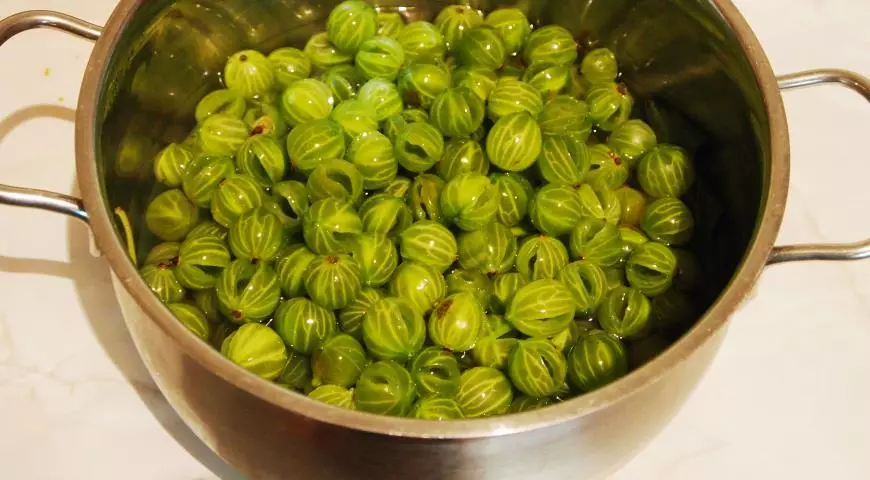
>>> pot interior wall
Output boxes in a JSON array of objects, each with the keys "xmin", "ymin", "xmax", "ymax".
[{"xmin": 95, "ymin": 0, "xmax": 769, "ymax": 346}]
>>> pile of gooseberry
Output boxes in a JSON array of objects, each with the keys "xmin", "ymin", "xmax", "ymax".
[{"xmin": 140, "ymin": 1, "xmax": 700, "ymax": 420}]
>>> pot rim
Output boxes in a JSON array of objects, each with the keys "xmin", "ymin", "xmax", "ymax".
[{"xmin": 75, "ymin": 0, "xmax": 789, "ymax": 439}]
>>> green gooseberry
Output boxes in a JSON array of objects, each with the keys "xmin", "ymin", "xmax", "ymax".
[
  {"xmin": 388, "ymin": 261, "xmax": 447, "ymax": 315},
  {"xmin": 274, "ymin": 297, "xmax": 337, "ymax": 355},
  {"xmin": 175, "ymin": 235, "xmax": 231, "ymax": 290},
  {"xmin": 537, "ymin": 135, "xmax": 591, "ymax": 187},
  {"xmin": 411, "ymin": 346, "xmax": 462, "ymax": 397},
  {"xmin": 224, "ymin": 50, "xmax": 276, "ymax": 100},
  {"xmin": 394, "ymin": 122, "xmax": 444, "ymax": 173},
  {"xmin": 651, "ymin": 289, "xmax": 696, "ymax": 330},
  {"xmin": 356, "ymin": 36, "xmax": 405, "ymax": 81},
  {"xmin": 452, "ymin": 67, "xmax": 498, "ymax": 102},
  {"xmin": 437, "ymin": 139, "xmax": 489, "ymax": 182},
  {"xmin": 430, "ymin": 87, "xmax": 485, "ymax": 138},
  {"xmin": 141, "ymin": 264, "xmax": 185, "ymax": 304},
  {"xmin": 608, "ymin": 119, "xmax": 657, "ymax": 167},
  {"xmin": 354, "ymin": 360, "xmax": 416, "ymax": 416},
  {"xmin": 523, "ymin": 64, "xmax": 571, "ymax": 99},
  {"xmin": 304, "ymin": 254, "xmax": 363, "ymax": 310},
  {"xmin": 508, "ymin": 338, "xmax": 567, "ymax": 398},
  {"xmin": 321, "ymin": 64, "xmax": 367, "ymax": 102},
  {"xmin": 210, "ymin": 174, "xmax": 266, "ymax": 228},
  {"xmin": 490, "ymin": 173, "xmax": 533, "ymax": 227},
  {"xmin": 516, "ymin": 235, "xmax": 570, "ymax": 281},
  {"xmin": 359, "ymin": 193, "xmax": 413, "ymax": 238},
  {"xmin": 181, "ymin": 155, "xmax": 235, "ymax": 208},
  {"xmin": 309, "ymin": 385, "xmax": 355, "ymax": 409},
  {"xmin": 276, "ymin": 244, "xmax": 318, "ymax": 298},
  {"xmin": 377, "ymin": 12, "xmax": 405, "ymax": 38},
  {"xmin": 186, "ymin": 221, "xmax": 228, "ymax": 242},
  {"xmin": 383, "ymin": 108, "xmax": 430, "ymax": 141},
  {"xmin": 549, "ymin": 320, "xmax": 586, "ymax": 355},
  {"xmin": 626, "ymin": 242, "xmax": 678, "ymax": 296},
  {"xmin": 412, "ymin": 396, "xmax": 465, "ymax": 420},
  {"xmin": 471, "ymin": 314, "xmax": 519, "ymax": 370},
  {"xmin": 286, "ymin": 119, "xmax": 346, "ymax": 174},
  {"xmin": 510, "ymin": 395, "xmax": 554, "ymax": 413},
  {"xmin": 615, "ymin": 186, "xmax": 648, "ymax": 228},
  {"xmin": 557, "ymin": 260, "xmax": 609, "ymax": 315},
  {"xmin": 280, "ymin": 78, "xmax": 335, "ymax": 127},
  {"xmin": 603, "ymin": 267, "xmax": 627, "ymax": 292},
  {"xmin": 306, "ymin": 159, "xmax": 365, "ymax": 205},
  {"xmin": 456, "ymin": 367, "xmax": 513, "ymax": 418},
  {"xmin": 596, "ymin": 286, "xmax": 651, "ymax": 339},
  {"xmin": 331, "ymin": 99, "xmax": 379, "ymax": 143},
  {"xmin": 568, "ymin": 220, "xmax": 626, "ymax": 267},
  {"xmin": 278, "ymin": 349, "xmax": 313, "ymax": 391},
  {"xmin": 220, "ymin": 323, "xmax": 288, "ymax": 380},
  {"xmin": 446, "ymin": 269, "xmax": 493, "ymax": 310},
  {"xmin": 339, "ymin": 287, "xmax": 383, "ymax": 341},
  {"xmin": 529, "ymin": 184, "xmax": 584, "ymax": 236},
  {"xmin": 244, "ymin": 100, "xmax": 289, "ymax": 139},
  {"xmin": 312, "ymin": 333, "xmax": 367, "ymax": 388},
  {"xmin": 195, "ymin": 89, "xmax": 246, "ymax": 123},
  {"xmin": 363, "ymin": 297, "xmax": 426, "ymax": 362},
  {"xmin": 400, "ymin": 221, "xmax": 458, "ymax": 273},
  {"xmin": 435, "ymin": 4, "xmax": 484, "ymax": 53},
  {"xmin": 637, "ymin": 144, "xmax": 696, "ymax": 199},
  {"xmin": 486, "ymin": 79, "xmax": 543, "ymax": 121},
  {"xmin": 210, "ymin": 321, "xmax": 238, "ymax": 351},
  {"xmin": 396, "ymin": 21, "xmax": 445, "ymax": 63},
  {"xmin": 429, "ymin": 292, "xmax": 486, "ymax": 352},
  {"xmin": 581, "ymin": 48, "xmax": 619, "ymax": 84},
  {"xmin": 229, "ymin": 208, "xmax": 286, "ymax": 262},
  {"xmin": 586, "ymin": 82, "xmax": 634, "ymax": 131},
  {"xmin": 145, "ymin": 189, "xmax": 200, "ymax": 241},
  {"xmin": 347, "ymin": 131, "xmax": 399, "ymax": 191},
  {"xmin": 539, "ymin": 95, "xmax": 589, "ymax": 136},
  {"xmin": 568, "ymin": 330, "xmax": 628, "ymax": 392},
  {"xmin": 154, "ymin": 143, "xmax": 195, "ymax": 188},
  {"xmin": 506, "ymin": 279, "xmax": 575, "ymax": 337},
  {"xmin": 197, "ymin": 114, "xmax": 250, "ymax": 157},
  {"xmin": 673, "ymin": 249, "xmax": 701, "ymax": 292},
  {"xmin": 167, "ymin": 303, "xmax": 211, "ymax": 341},
  {"xmin": 268, "ymin": 47, "xmax": 312, "ymax": 89},
  {"xmin": 193, "ymin": 289, "xmax": 223, "ymax": 324},
  {"xmin": 587, "ymin": 144, "xmax": 629, "ymax": 190},
  {"xmin": 302, "ymin": 198, "xmax": 363, "ymax": 254},
  {"xmin": 486, "ymin": 112, "xmax": 543, "ymax": 172},
  {"xmin": 490, "ymin": 273, "xmax": 528, "ymax": 314},
  {"xmin": 640, "ymin": 197, "xmax": 695, "ymax": 246},
  {"xmin": 397, "ymin": 63, "xmax": 451, "ymax": 109},
  {"xmin": 304, "ymin": 32, "xmax": 353, "ymax": 72},
  {"xmin": 569, "ymin": 64, "xmax": 591, "ymax": 99},
  {"xmin": 237, "ymin": 135, "xmax": 287, "ymax": 187},
  {"xmin": 266, "ymin": 180, "xmax": 310, "ymax": 233},
  {"xmin": 216, "ymin": 259, "xmax": 281, "ymax": 323},
  {"xmin": 523, "ymin": 25, "xmax": 578, "ymax": 68},
  {"xmin": 358, "ymin": 78, "xmax": 404, "ymax": 121},
  {"xmin": 441, "ymin": 173, "xmax": 498, "ymax": 231},
  {"xmin": 144, "ymin": 242, "xmax": 179, "ymax": 266},
  {"xmin": 458, "ymin": 26, "xmax": 507, "ymax": 70},
  {"xmin": 484, "ymin": 8, "xmax": 531, "ymax": 56},
  {"xmin": 326, "ymin": 0, "xmax": 378, "ymax": 54},
  {"xmin": 351, "ymin": 233, "xmax": 399, "ymax": 288},
  {"xmin": 457, "ymin": 221, "xmax": 517, "ymax": 275},
  {"xmin": 577, "ymin": 183, "xmax": 622, "ymax": 226},
  {"xmin": 408, "ymin": 173, "xmax": 446, "ymax": 224},
  {"xmin": 382, "ymin": 175, "xmax": 412, "ymax": 198},
  {"xmin": 620, "ymin": 226, "xmax": 650, "ymax": 258}
]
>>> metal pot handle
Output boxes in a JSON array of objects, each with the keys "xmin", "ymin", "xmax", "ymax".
[
  {"xmin": 0, "ymin": 11, "xmax": 102, "ymax": 224},
  {"xmin": 767, "ymin": 69, "xmax": 870, "ymax": 265}
]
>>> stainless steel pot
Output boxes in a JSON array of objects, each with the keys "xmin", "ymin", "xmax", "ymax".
[{"xmin": 1, "ymin": 1, "xmax": 868, "ymax": 479}]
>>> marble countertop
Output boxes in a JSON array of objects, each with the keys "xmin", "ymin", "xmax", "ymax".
[{"xmin": 1, "ymin": 0, "xmax": 868, "ymax": 478}]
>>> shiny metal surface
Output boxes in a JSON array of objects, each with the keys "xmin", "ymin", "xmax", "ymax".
[
  {"xmin": 768, "ymin": 69, "xmax": 870, "ymax": 264},
  {"xmin": 0, "ymin": 0, "xmax": 866, "ymax": 478},
  {"xmin": 0, "ymin": 11, "xmax": 100, "ymax": 223}
]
